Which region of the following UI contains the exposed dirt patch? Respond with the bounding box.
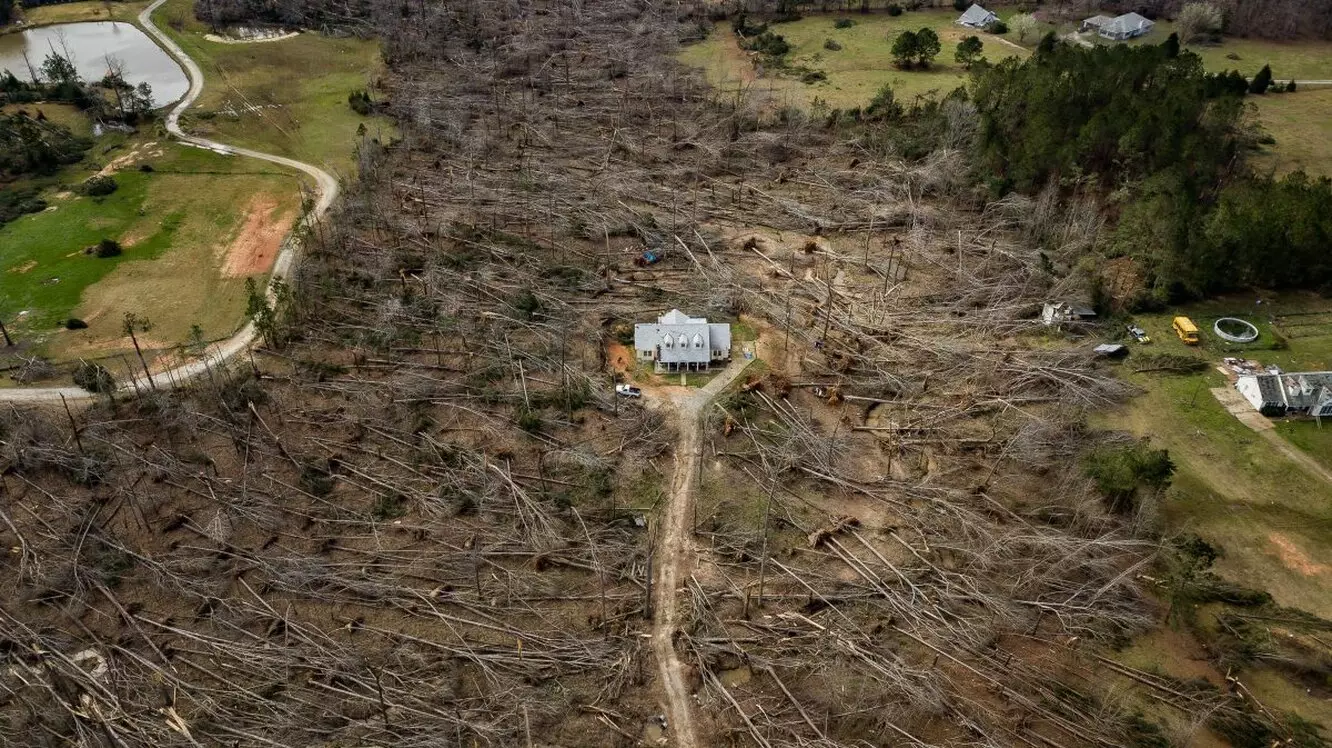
[9,261,37,274]
[58,332,174,360]
[1268,532,1330,577]
[221,197,296,277]
[608,342,634,374]
[52,191,74,201]
[119,226,152,248]
[96,142,159,177]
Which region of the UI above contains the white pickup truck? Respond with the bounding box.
[614,384,642,398]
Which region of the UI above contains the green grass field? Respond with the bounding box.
[1249,89,1332,177]
[680,11,1028,108]
[1100,293,1332,618]
[5,0,148,29]
[0,132,301,363]
[156,0,393,176]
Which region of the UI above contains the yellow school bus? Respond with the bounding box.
[1172,316,1200,345]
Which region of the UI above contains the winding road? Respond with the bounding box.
[0,0,338,403]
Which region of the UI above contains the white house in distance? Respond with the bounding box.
[1236,370,1332,418]
[1084,12,1154,40]
[634,309,731,373]
[957,3,998,29]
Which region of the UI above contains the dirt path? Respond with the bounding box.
[650,357,751,747]
[0,0,338,404]
[1212,386,1332,485]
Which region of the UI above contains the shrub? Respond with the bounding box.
[886,4,903,16]
[95,239,122,258]
[743,31,792,58]
[81,175,118,197]
[823,38,842,51]
[989,19,1008,34]
[299,460,336,497]
[516,406,543,433]
[1085,442,1174,512]
[138,163,154,172]
[1248,64,1273,94]
[65,318,88,330]
[801,70,828,83]
[731,12,767,36]
[833,17,855,28]
[952,0,968,10]
[1286,80,1297,92]
[347,89,374,115]
[73,360,116,393]
[372,493,409,520]
[511,290,542,320]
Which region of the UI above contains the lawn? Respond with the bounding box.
[1,102,93,136]
[0,131,301,364]
[1099,292,1332,619]
[5,0,148,28]
[1249,89,1332,177]
[679,10,1028,109]
[156,0,393,176]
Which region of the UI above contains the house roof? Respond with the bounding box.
[633,311,732,363]
[659,309,703,325]
[1280,372,1332,409]
[1082,15,1113,26]
[1242,371,1332,409]
[1103,12,1153,34]
[958,4,996,25]
[1254,373,1286,406]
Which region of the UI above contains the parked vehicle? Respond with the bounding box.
[1127,324,1151,344]
[614,384,642,398]
[1172,316,1200,345]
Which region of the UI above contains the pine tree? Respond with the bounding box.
[1162,32,1180,59]
[1248,64,1273,94]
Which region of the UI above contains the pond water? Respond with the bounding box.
[0,22,189,108]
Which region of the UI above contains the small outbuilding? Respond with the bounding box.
[957,4,999,29]
[634,309,732,373]
[1093,343,1129,359]
[1098,12,1154,40]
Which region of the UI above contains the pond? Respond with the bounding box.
[0,22,189,108]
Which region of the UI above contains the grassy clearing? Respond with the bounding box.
[0,131,301,363]
[1249,89,1332,177]
[156,0,392,176]
[7,0,148,28]
[1101,369,1332,619]
[1100,293,1332,619]
[680,11,1028,108]
[1,102,93,136]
